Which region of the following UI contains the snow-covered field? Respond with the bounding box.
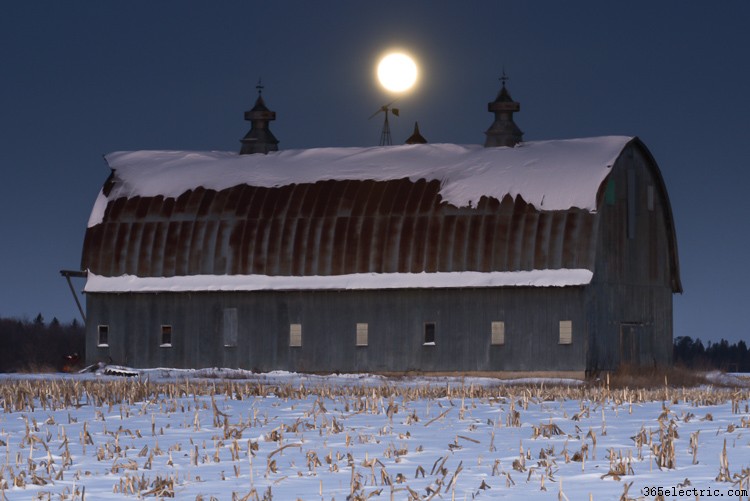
[0,371,749,500]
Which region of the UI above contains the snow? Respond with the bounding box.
[88,136,633,227]
[87,190,109,228]
[65,367,586,388]
[706,371,750,387]
[82,367,588,389]
[84,269,594,293]
[0,371,748,500]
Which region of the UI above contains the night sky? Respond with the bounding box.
[2,2,748,345]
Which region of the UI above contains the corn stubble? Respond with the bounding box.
[0,378,747,500]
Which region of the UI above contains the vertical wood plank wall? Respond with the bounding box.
[86,286,587,373]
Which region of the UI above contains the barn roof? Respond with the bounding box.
[89,136,631,227]
[83,136,635,292]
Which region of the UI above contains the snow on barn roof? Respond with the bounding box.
[89,136,632,228]
[84,269,595,293]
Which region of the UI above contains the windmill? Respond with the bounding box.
[369,100,400,146]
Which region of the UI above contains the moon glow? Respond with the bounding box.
[377,53,418,93]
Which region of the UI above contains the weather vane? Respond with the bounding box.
[256,77,263,95]
[500,67,509,87]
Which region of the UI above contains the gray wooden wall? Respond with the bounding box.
[86,286,587,373]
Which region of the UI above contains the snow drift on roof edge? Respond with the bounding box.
[88,136,632,228]
[84,269,594,293]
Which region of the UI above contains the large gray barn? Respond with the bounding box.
[81,84,681,376]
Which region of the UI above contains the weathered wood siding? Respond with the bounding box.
[586,141,678,370]
[86,287,587,372]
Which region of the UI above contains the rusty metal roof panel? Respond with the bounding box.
[83,169,602,280]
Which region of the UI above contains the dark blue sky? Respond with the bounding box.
[1,2,748,345]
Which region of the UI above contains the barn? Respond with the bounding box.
[80,83,681,376]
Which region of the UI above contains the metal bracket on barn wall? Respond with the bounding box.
[59,269,87,324]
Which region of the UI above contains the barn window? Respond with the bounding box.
[491,321,505,345]
[97,325,109,347]
[356,323,368,347]
[290,323,302,347]
[423,322,436,345]
[647,185,655,211]
[559,320,572,345]
[627,168,637,239]
[160,325,173,347]
[223,308,238,347]
[605,178,616,205]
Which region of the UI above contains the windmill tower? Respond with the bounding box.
[369,100,400,146]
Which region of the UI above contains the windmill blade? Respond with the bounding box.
[368,99,400,119]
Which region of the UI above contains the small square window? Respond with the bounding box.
[559,320,572,345]
[160,325,173,347]
[290,323,302,347]
[97,325,109,347]
[423,322,436,345]
[491,321,505,345]
[356,323,368,347]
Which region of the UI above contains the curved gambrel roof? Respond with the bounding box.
[81,137,680,291]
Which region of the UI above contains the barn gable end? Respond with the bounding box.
[585,139,681,371]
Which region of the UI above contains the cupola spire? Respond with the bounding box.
[405,121,427,144]
[239,79,279,155]
[484,71,523,148]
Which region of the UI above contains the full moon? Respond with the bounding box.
[377,53,418,93]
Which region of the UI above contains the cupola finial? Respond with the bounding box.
[500,67,509,87]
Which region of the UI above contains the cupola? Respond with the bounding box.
[405,122,427,144]
[484,73,523,148]
[239,81,279,155]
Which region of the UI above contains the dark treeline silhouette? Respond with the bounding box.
[673,336,750,372]
[0,314,85,372]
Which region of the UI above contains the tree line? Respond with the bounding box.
[673,336,750,373]
[0,314,85,372]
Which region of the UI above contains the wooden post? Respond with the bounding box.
[59,270,86,323]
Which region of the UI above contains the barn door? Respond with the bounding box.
[620,324,637,366]
[619,323,648,367]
